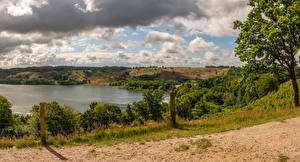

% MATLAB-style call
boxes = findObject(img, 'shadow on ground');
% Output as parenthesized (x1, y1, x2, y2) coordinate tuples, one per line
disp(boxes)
(45, 146, 68, 161)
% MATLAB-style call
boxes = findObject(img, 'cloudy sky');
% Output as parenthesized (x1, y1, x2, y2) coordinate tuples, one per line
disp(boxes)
(0, 0, 250, 68)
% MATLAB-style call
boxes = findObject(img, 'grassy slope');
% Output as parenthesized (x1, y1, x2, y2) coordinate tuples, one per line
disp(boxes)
(245, 79, 299, 111)
(0, 79, 299, 149)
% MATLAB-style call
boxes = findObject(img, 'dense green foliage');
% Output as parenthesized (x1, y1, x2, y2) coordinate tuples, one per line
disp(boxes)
(130, 90, 167, 123)
(175, 74, 281, 120)
(0, 96, 13, 132)
(30, 102, 78, 136)
(234, 0, 300, 106)
(94, 103, 122, 127)
(246, 80, 300, 111)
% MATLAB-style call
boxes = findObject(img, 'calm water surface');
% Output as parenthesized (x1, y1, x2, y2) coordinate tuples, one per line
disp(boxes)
(0, 84, 143, 114)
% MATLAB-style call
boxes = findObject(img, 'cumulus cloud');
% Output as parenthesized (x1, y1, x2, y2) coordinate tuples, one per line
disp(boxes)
(200, 50, 242, 66)
(161, 42, 187, 55)
(174, 0, 249, 36)
(189, 37, 219, 54)
(98, 40, 145, 50)
(123, 40, 145, 49)
(0, 0, 247, 68)
(145, 31, 185, 44)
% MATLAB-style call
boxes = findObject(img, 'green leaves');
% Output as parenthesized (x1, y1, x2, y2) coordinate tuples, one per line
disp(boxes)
(0, 96, 13, 130)
(235, 0, 299, 74)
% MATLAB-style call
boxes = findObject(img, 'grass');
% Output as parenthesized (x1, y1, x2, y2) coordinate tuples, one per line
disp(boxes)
(89, 148, 96, 153)
(174, 144, 190, 152)
(278, 154, 289, 162)
(190, 138, 212, 149)
(1, 108, 300, 149)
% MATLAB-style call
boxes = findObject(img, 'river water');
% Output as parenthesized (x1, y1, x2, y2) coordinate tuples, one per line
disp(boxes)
(0, 84, 143, 114)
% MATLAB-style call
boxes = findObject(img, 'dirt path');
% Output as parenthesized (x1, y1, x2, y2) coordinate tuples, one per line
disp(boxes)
(2, 117, 300, 162)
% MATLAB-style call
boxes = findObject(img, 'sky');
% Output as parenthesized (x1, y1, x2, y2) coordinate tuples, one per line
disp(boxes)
(0, 0, 251, 68)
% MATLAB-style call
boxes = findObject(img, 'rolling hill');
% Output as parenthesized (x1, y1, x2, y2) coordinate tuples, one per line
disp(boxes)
(0, 66, 231, 85)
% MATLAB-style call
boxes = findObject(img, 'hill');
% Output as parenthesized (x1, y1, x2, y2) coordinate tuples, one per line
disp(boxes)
(0, 66, 230, 85)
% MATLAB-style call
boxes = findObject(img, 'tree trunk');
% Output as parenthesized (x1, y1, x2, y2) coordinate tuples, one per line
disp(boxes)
(290, 67, 299, 107)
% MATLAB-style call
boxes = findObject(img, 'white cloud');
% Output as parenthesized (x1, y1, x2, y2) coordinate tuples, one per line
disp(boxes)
(189, 37, 219, 54)
(205, 51, 219, 62)
(173, 0, 250, 37)
(123, 40, 145, 49)
(6, 0, 48, 16)
(145, 31, 185, 44)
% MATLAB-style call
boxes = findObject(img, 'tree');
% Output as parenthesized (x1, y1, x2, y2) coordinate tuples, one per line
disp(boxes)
(121, 104, 135, 125)
(30, 102, 78, 136)
(234, 0, 300, 107)
(142, 90, 164, 121)
(94, 103, 122, 127)
(0, 96, 13, 130)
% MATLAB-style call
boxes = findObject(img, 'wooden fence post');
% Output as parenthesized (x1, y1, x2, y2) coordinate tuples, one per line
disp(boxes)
(40, 102, 46, 145)
(170, 93, 176, 127)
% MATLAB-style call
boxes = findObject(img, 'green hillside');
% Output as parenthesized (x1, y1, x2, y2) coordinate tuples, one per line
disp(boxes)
(246, 80, 299, 111)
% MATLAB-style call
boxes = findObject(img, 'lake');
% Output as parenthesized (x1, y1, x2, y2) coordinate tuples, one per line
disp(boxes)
(0, 84, 143, 114)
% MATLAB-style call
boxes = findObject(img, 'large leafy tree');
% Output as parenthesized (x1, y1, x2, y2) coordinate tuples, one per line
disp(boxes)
(234, 0, 300, 107)
(0, 96, 13, 130)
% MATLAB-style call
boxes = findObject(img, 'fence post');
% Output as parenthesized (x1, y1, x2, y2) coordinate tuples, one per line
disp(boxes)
(40, 102, 46, 145)
(170, 92, 176, 127)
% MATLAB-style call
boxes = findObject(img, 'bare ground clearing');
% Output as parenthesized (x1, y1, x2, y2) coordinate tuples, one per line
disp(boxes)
(1, 116, 300, 162)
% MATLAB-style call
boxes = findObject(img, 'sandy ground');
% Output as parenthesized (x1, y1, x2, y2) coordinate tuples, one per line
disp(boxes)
(2, 117, 300, 162)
